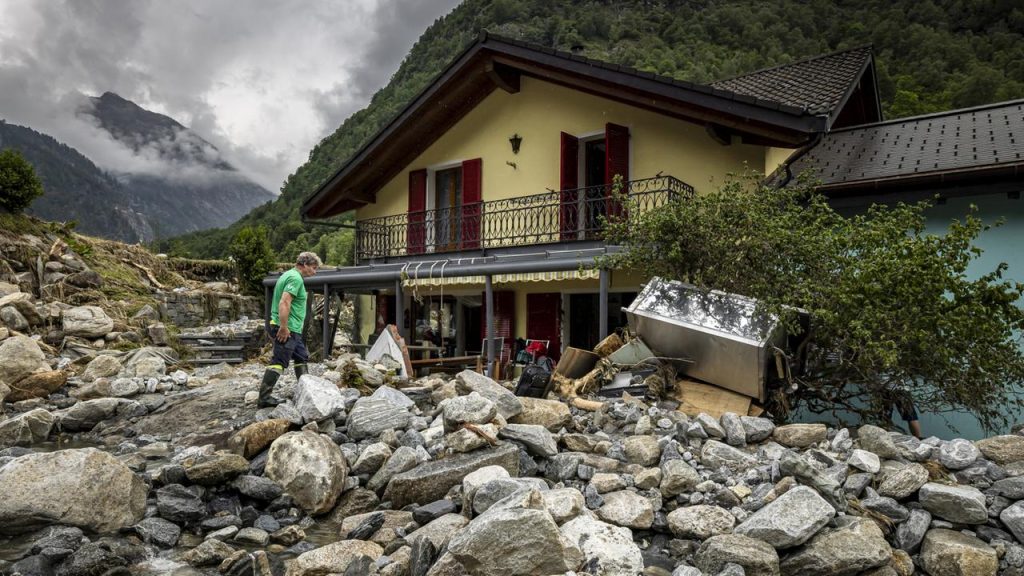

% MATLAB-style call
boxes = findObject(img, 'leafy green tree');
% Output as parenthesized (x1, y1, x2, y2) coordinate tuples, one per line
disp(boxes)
(229, 225, 275, 296)
(0, 149, 44, 214)
(603, 174, 1024, 431)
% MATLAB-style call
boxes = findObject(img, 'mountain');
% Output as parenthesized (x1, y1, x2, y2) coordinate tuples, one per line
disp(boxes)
(158, 0, 1024, 262)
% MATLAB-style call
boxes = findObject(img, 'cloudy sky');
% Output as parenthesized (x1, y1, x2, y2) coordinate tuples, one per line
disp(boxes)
(0, 0, 462, 192)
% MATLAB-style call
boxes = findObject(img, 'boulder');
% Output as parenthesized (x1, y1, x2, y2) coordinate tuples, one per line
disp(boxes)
(367, 446, 419, 493)
(182, 538, 236, 567)
(939, 438, 981, 470)
(340, 510, 414, 547)
(779, 517, 891, 576)
(227, 418, 292, 459)
(877, 463, 929, 500)
(384, 443, 519, 508)
(623, 435, 662, 466)
(265, 431, 348, 514)
(1000, 501, 1024, 543)
(0, 335, 48, 386)
(596, 490, 655, 529)
(455, 370, 522, 419)
(127, 356, 165, 378)
(0, 305, 27, 330)
(918, 482, 988, 524)
(741, 416, 776, 443)
(6, 370, 67, 402)
(62, 305, 114, 338)
(81, 355, 123, 383)
(734, 485, 835, 548)
(668, 505, 736, 539)
(443, 392, 498, 432)
(510, 397, 571, 431)
(0, 408, 54, 447)
(560, 514, 644, 576)
(498, 424, 557, 458)
(448, 506, 582, 576)
(857, 425, 902, 460)
(293, 374, 347, 423)
(772, 423, 827, 448)
(156, 483, 205, 523)
(661, 458, 701, 497)
(183, 451, 250, 485)
(848, 449, 881, 473)
(59, 397, 132, 431)
(695, 534, 780, 576)
(976, 435, 1024, 465)
(406, 513, 469, 550)
(920, 529, 997, 576)
(285, 541, 384, 575)
(351, 442, 393, 476)
(132, 517, 181, 548)
(541, 488, 585, 525)
(0, 448, 146, 534)
(700, 440, 757, 471)
(346, 397, 412, 440)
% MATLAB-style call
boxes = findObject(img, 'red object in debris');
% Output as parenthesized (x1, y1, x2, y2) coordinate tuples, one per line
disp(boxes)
(526, 341, 547, 357)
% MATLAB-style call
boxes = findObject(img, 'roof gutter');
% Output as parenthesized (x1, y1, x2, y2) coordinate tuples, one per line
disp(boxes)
(301, 214, 357, 230)
(775, 128, 826, 188)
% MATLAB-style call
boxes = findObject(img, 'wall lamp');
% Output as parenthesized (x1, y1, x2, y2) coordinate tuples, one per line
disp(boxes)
(509, 133, 523, 155)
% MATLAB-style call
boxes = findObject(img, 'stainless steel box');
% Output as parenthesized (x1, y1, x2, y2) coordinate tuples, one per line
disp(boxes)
(625, 277, 784, 402)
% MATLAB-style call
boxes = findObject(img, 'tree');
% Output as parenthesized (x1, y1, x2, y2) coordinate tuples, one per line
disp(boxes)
(602, 174, 1024, 431)
(0, 149, 44, 214)
(230, 225, 276, 296)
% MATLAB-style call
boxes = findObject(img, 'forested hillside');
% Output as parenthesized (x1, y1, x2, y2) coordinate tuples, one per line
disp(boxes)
(155, 0, 1024, 262)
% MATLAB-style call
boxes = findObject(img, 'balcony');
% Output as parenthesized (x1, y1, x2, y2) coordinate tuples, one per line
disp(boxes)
(354, 175, 694, 262)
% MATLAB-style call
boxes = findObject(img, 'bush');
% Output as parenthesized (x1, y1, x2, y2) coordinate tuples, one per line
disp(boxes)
(603, 174, 1024, 431)
(230, 225, 275, 296)
(0, 149, 44, 214)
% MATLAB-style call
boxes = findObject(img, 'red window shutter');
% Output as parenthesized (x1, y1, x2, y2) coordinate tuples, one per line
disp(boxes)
(461, 158, 482, 250)
(559, 132, 579, 240)
(527, 292, 561, 361)
(408, 169, 427, 255)
(605, 123, 630, 220)
(481, 290, 515, 361)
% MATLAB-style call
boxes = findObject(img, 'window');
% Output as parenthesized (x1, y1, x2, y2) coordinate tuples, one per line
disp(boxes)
(433, 167, 462, 249)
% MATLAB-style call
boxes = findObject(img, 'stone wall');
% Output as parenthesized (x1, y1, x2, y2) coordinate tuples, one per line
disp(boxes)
(157, 290, 262, 328)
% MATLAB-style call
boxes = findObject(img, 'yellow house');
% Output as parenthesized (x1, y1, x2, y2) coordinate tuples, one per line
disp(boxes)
(293, 32, 881, 373)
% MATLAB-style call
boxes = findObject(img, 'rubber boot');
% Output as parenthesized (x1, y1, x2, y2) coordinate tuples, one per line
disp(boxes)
(294, 363, 308, 380)
(258, 369, 282, 408)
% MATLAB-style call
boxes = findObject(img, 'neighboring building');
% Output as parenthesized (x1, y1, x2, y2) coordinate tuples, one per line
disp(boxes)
(283, 32, 880, 374)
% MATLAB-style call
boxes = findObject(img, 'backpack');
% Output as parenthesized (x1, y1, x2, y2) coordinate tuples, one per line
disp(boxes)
(515, 363, 552, 398)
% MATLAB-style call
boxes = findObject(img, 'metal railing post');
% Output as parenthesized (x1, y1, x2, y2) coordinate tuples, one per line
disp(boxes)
(485, 274, 495, 378)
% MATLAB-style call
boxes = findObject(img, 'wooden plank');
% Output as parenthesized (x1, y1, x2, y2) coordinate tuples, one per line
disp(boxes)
(674, 379, 751, 419)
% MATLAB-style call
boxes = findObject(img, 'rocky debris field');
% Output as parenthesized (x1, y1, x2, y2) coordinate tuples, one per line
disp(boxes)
(3, 334, 1024, 576)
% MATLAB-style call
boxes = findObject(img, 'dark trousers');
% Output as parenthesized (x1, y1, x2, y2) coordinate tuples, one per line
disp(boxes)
(266, 324, 309, 370)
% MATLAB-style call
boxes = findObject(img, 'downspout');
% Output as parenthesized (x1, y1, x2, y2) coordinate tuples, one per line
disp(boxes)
(775, 116, 828, 189)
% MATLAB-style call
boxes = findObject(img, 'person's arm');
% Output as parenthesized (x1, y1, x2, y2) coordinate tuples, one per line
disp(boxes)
(276, 292, 293, 342)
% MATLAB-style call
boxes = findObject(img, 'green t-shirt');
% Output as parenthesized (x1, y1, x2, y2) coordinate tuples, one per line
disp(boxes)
(270, 268, 307, 333)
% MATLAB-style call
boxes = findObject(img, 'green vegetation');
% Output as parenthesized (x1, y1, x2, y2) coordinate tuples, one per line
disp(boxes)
(229, 225, 276, 296)
(0, 148, 44, 214)
(603, 174, 1024, 431)
(156, 0, 1024, 261)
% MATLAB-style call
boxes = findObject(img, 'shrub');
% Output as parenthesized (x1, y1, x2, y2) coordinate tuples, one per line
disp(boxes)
(603, 173, 1024, 431)
(0, 149, 44, 214)
(230, 225, 275, 296)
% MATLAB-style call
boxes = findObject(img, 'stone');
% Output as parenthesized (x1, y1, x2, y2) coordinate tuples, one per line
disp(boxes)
(446, 423, 498, 453)
(591, 472, 628, 493)
(413, 500, 458, 526)
(272, 525, 305, 546)
(340, 510, 414, 547)
(780, 517, 890, 576)
(384, 443, 519, 508)
(233, 475, 284, 501)
(0, 448, 146, 535)
(541, 488, 585, 524)
(443, 392, 497, 432)
(293, 374, 348, 423)
(635, 467, 663, 490)
(977, 435, 1024, 465)
(285, 540, 384, 576)
(894, 509, 930, 553)
(328, 488, 381, 523)
(147, 323, 168, 345)
(371, 385, 415, 409)
(367, 446, 420, 492)
(741, 416, 775, 443)
(55, 542, 127, 575)
(772, 423, 827, 448)
(498, 424, 557, 458)
(661, 458, 700, 497)
(918, 482, 987, 524)
(597, 490, 655, 529)
(695, 534, 780, 576)
(81, 355, 122, 382)
(0, 305, 27, 330)
(667, 505, 736, 539)
(455, 370, 522, 419)
(701, 440, 757, 471)
(157, 484, 205, 523)
(347, 397, 412, 440)
(133, 517, 181, 548)
(510, 397, 571, 431)
(447, 507, 582, 576)
(0, 408, 54, 448)
(848, 449, 881, 473)
(779, 451, 846, 512)
(858, 425, 902, 460)
(0, 335, 48, 387)
(227, 419, 292, 459)
(184, 451, 250, 485)
(624, 435, 662, 466)
(561, 514, 644, 576)
(720, 412, 746, 446)
(939, 438, 981, 470)
(406, 513, 469, 551)
(734, 485, 835, 548)
(1000, 501, 1024, 543)
(127, 356, 165, 378)
(877, 463, 929, 499)
(183, 539, 238, 567)
(62, 305, 114, 338)
(920, 529, 997, 576)
(265, 431, 348, 514)
(352, 442, 393, 475)
(473, 478, 548, 515)
(6, 369, 66, 402)
(696, 413, 726, 438)
(59, 398, 135, 432)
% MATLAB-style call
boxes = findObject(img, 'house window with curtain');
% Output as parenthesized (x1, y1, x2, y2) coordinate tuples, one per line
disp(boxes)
(434, 167, 462, 250)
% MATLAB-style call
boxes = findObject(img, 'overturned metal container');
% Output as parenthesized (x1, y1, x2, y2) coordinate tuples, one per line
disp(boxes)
(625, 277, 786, 402)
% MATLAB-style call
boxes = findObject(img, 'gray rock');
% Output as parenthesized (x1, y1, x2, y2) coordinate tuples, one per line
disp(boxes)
(81, 355, 122, 382)
(779, 517, 890, 576)
(157, 484, 205, 524)
(442, 392, 497, 432)
(286, 540, 383, 575)
(232, 475, 283, 501)
(734, 485, 835, 548)
(992, 476, 1024, 499)
(939, 438, 981, 470)
(133, 517, 181, 548)
(843, 473, 873, 497)
(779, 452, 846, 512)
(59, 398, 126, 432)
(56, 541, 127, 576)
(918, 482, 988, 524)
(293, 374, 348, 423)
(667, 505, 736, 539)
(384, 443, 520, 508)
(720, 412, 746, 446)
(446, 423, 498, 453)
(561, 514, 644, 576)
(455, 370, 523, 419)
(696, 413, 727, 439)
(183, 451, 249, 486)
(352, 442, 393, 476)
(596, 490, 655, 529)
(234, 527, 270, 546)
(895, 509, 930, 553)
(448, 506, 581, 576)
(473, 478, 548, 515)
(498, 424, 557, 458)
(367, 446, 419, 493)
(62, 306, 113, 338)
(877, 463, 929, 499)
(0, 335, 47, 389)
(695, 534, 780, 576)
(1000, 500, 1024, 543)
(541, 488, 585, 525)
(740, 416, 775, 443)
(772, 423, 827, 448)
(859, 495, 909, 522)
(265, 431, 348, 514)
(920, 528, 997, 576)
(413, 500, 458, 526)
(0, 408, 54, 448)
(977, 435, 1024, 465)
(847, 449, 880, 473)
(371, 385, 415, 409)
(347, 398, 412, 440)
(701, 440, 757, 471)
(622, 434, 662, 466)
(857, 425, 902, 460)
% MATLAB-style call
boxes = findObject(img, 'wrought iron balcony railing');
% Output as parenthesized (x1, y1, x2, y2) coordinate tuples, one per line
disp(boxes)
(354, 175, 694, 262)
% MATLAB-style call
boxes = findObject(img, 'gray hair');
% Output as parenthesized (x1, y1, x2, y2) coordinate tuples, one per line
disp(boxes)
(296, 252, 322, 267)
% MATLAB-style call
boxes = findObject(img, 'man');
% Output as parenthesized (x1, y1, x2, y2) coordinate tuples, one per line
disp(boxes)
(258, 251, 321, 408)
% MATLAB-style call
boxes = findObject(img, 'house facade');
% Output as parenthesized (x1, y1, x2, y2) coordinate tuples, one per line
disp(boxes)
(284, 32, 881, 374)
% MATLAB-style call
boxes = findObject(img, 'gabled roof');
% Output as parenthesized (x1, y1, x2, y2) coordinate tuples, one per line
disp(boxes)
(788, 99, 1024, 196)
(304, 32, 868, 219)
(712, 46, 881, 129)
